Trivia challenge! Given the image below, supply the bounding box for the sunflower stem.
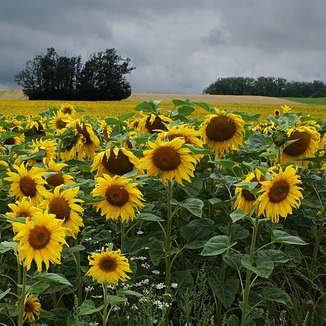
[74,239,83,306]
[102,281,108,326]
[121,222,125,253]
[165,180,173,287]
[17,265,27,326]
[240,214,260,325]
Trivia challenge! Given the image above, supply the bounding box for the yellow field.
[0,90,325,121]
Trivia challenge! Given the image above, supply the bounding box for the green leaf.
[193,101,216,114]
[19,149,46,162]
[230,210,249,223]
[172,99,194,107]
[79,195,106,203]
[79,299,103,315]
[118,112,135,121]
[208,277,239,308]
[201,235,234,256]
[272,230,307,245]
[0,288,11,300]
[1,215,26,224]
[246,133,268,151]
[180,198,204,217]
[257,249,289,263]
[107,295,127,306]
[133,100,160,114]
[105,117,125,126]
[0,241,17,253]
[67,245,85,255]
[261,287,293,308]
[177,105,195,116]
[223,251,243,271]
[227,315,239,326]
[117,289,142,297]
[241,257,274,278]
[149,240,165,265]
[214,159,237,170]
[136,213,164,222]
[34,272,72,287]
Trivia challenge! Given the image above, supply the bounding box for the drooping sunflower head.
[5,164,48,206]
[91,174,145,223]
[13,209,68,272]
[234,170,265,216]
[43,159,75,188]
[140,137,197,186]
[26,119,46,136]
[40,185,84,238]
[281,126,320,166]
[92,147,141,177]
[257,165,303,223]
[198,109,245,155]
[86,248,131,284]
[28,138,57,166]
[137,114,172,135]
[15,294,41,323]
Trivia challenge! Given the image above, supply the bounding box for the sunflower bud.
[272,130,288,147]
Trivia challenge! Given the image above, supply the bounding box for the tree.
[15,48,134,100]
[78,49,135,100]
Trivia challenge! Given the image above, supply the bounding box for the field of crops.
[1,98,326,325]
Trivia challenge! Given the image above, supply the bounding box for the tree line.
[203,76,326,98]
[15,48,135,100]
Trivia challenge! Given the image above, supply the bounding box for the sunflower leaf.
[272,230,307,246]
[34,272,72,287]
[19,149,46,162]
[0,288,11,300]
[201,235,235,256]
[0,241,16,253]
[118,112,135,121]
[117,289,142,297]
[136,213,164,222]
[260,287,293,308]
[179,198,204,217]
[230,210,250,223]
[79,299,104,315]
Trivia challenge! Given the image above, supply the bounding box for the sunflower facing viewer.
[86,248,131,284]
[91,174,144,223]
[16,294,41,323]
[13,210,68,272]
[140,138,197,186]
[257,165,303,223]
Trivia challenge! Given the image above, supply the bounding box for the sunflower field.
[0,99,326,326]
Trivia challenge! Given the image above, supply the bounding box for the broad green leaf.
[117,289,142,297]
[118,112,135,121]
[230,210,249,223]
[214,159,237,170]
[180,198,204,217]
[2,215,26,224]
[272,230,307,245]
[257,249,289,263]
[149,240,165,265]
[105,117,126,126]
[223,251,243,271]
[246,133,268,151]
[227,315,239,326]
[0,288,11,300]
[172,99,194,107]
[241,257,274,278]
[67,245,85,255]
[201,235,234,256]
[0,241,17,253]
[19,150,46,162]
[79,195,106,203]
[79,299,103,315]
[136,213,164,222]
[261,287,293,308]
[208,277,239,309]
[34,272,72,287]
[177,105,195,116]
[107,295,127,306]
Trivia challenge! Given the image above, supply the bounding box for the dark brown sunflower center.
[19,176,37,197]
[102,150,134,176]
[167,133,189,143]
[99,257,117,272]
[145,115,167,134]
[62,108,72,115]
[49,197,71,221]
[76,123,92,144]
[283,131,310,157]
[56,119,67,129]
[274,110,280,116]
[32,121,44,134]
[46,173,65,187]
[152,147,181,171]
[242,176,265,202]
[268,180,290,203]
[19,212,30,218]
[29,225,51,249]
[24,301,34,313]
[105,185,129,206]
[4,138,15,145]
[206,116,236,141]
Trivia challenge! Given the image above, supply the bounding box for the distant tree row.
[15,48,135,100]
[203,77,326,98]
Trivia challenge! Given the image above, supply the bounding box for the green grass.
[278,97,326,105]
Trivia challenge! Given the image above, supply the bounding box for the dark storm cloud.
[0,0,325,93]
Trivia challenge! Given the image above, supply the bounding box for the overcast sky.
[1,0,325,94]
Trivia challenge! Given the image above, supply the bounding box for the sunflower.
[7,197,40,233]
[233,170,265,216]
[13,209,68,272]
[28,138,57,166]
[0,124,25,146]
[86,247,131,284]
[60,103,76,116]
[92,147,141,178]
[43,158,75,188]
[281,105,291,113]
[257,165,303,223]
[91,174,144,223]
[15,294,41,323]
[49,111,73,135]
[198,109,245,155]
[100,119,113,141]
[140,138,197,186]
[274,109,281,117]
[5,164,48,206]
[40,185,84,238]
[26,119,46,136]
[137,113,172,134]
[71,120,101,159]
[281,126,320,166]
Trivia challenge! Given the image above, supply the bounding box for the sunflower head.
[137,114,172,134]
[86,248,132,284]
[272,129,288,147]
[15,294,41,323]
[60,103,75,116]
[274,109,281,117]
